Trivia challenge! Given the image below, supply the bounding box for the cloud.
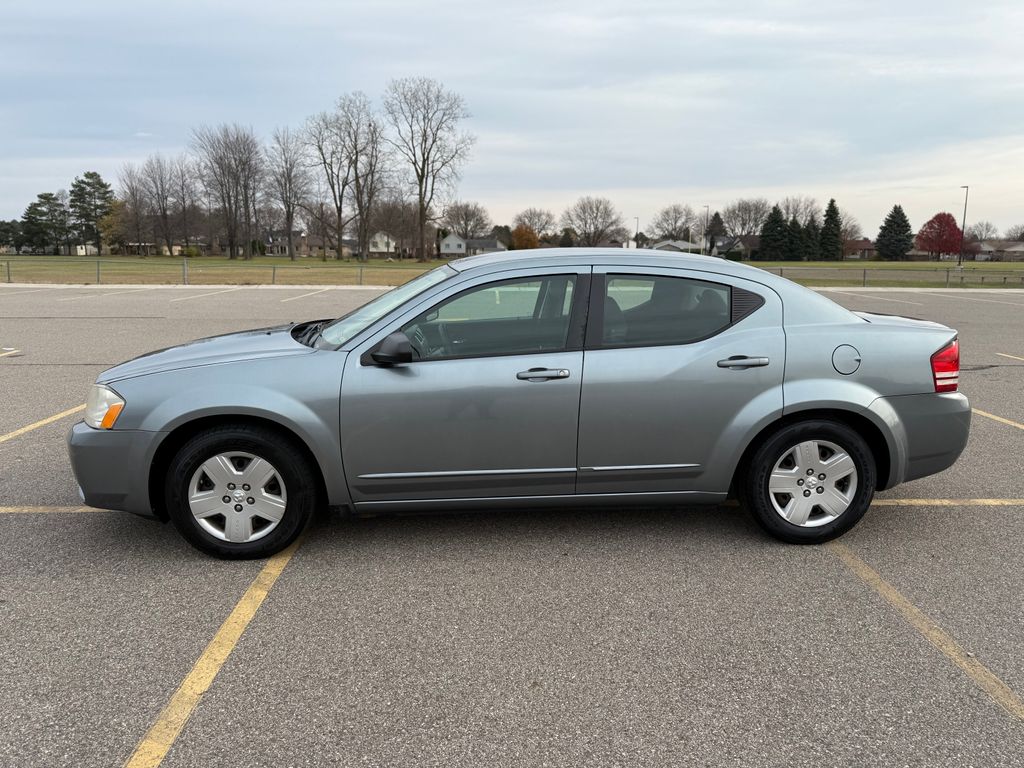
[1,0,1022,234]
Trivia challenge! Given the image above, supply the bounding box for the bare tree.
[372,194,419,258]
[1005,223,1024,241]
[966,221,999,241]
[118,162,151,255]
[171,154,199,250]
[304,110,355,260]
[561,196,625,247]
[513,207,556,237]
[778,195,821,225]
[265,127,310,260]
[442,201,492,239]
[383,77,475,261]
[193,124,247,259]
[338,92,389,261]
[649,203,697,241]
[721,198,771,241]
[839,208,863,242]
[141,154,175,256]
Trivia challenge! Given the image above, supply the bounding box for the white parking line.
[924,292,1024,307]
[280,287,332,303]
[0,287,52,297]
[168,287,243,303]
[56,287,154,302]
[825,290,923,306]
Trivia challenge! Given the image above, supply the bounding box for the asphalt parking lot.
[1,282,1023,767]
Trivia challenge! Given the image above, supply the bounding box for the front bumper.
[67,421,166,518]
[881,391,971,486]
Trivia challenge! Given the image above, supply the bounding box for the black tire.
[164,424,318,559]
[743,419,876,544]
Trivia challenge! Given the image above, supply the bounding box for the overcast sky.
[3,0,1022,234]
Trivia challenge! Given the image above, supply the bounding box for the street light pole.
[958,185,969,268]
[702,205,710,255]
[634,216,639,248]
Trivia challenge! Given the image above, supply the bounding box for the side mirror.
[371,331,413,366]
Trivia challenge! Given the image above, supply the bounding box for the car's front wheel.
[744,420,876,544]
[165,425,317,558]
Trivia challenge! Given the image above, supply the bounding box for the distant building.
[843,238,877,259]
[465,237,507,256]
[651,239,702,253]
[440,233,467,256]
[976,239,1024,262]
[368,232,397,256]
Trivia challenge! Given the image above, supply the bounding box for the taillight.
[931,339,959,393]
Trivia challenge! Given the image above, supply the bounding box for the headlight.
[84,384,125,429]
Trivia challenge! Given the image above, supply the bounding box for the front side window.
[320,266,454,346]
[403,274,577,360]
[600,275,731,347]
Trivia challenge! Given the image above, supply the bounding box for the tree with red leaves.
[915,212,963,260]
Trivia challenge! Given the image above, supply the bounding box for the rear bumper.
[67,421,165,519]
[878,392,971,487]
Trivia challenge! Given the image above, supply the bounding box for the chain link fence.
[1,258,429,287]
[3,258,1024,289]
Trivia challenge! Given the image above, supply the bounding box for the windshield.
[319,266,456,347]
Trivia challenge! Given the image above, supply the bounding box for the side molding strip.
[358,467,577,480]
[580,463,700,472]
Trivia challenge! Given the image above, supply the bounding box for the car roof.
[450,247,767,280]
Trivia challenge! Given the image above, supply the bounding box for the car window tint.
[404,275,577,360]
[603,275,731,346]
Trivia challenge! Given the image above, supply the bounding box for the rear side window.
[599,275,734,347]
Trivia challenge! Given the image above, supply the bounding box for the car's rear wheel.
[744,420,875,544]
[165,425,317,559]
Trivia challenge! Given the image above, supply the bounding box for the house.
[440,233,467,257]
[465,237,507,256]
[976,240,1024,262]
[368,232,397,256]
[843,238,877,259]
[651,239,702,253]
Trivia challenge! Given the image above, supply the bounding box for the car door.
[577,266,784,496]
[341,267,590,507]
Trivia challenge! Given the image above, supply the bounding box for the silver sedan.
[68,249,970,558]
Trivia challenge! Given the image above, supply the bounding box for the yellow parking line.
[996,352,1024,362]
[0,348,21,359]
[123,536,304,768]
[829,541,1024,722]
[0,404,85,444]
[972,408,1024,432]
[872,498,1024,506]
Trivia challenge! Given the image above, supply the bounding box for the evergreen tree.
[706,211,726,248]
[804,214,821,261]
[787,215,806,261]
[758,205,788,261]
[69,171,115,255]
[819,198,842,260]
[875,204,915,261]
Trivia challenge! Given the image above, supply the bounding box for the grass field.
[3,254,1024,288]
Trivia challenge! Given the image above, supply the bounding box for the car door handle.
[717,356,770,369]
[516,368,571,381]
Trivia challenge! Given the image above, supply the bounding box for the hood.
[98,323,316,383]
[853,311,951,331]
